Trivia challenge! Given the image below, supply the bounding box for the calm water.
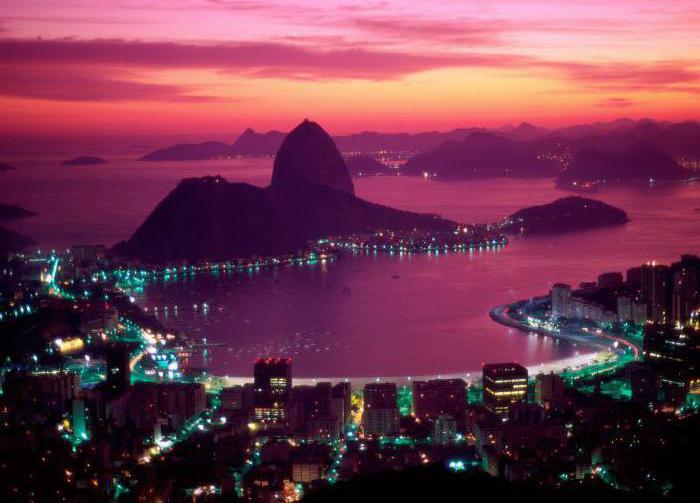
[3,156,699,376]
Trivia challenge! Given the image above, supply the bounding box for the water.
[3,156,699,376]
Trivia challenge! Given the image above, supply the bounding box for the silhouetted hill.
[272,119,355,195]
[303,465,654,503]
[402,133,565,179]
[504,197,628,234]
[230,128,285,156]
[140,142,231,161]
[116,121,454,262]
[0,162,17,171]
[0,227,36,254]
[559,142,686,186]
[496,122,548,140]
[344,155,389,176]
[61,156,107,166]
[0,204,36,221]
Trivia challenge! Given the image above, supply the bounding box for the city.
[1,243,699,500]
[2,1,700,502]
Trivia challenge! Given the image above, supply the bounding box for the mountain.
[140,141,231,161]
[333,128,485,153]
[558,142,686,186]
[402,132,566,179]
[230,128,285,156]
[138,127,486,161]
[504,197,628,234]
[0,162,17,171]
[116,120,454,262]
[271,119,355,195]
[496,122,548,140]
[0,204,36,221]
[0,227,36,254]
[344,155,389,176]
[62,156,107,166]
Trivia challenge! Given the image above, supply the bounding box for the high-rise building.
[289,382,340,439]
[2,371,80,425]
[331,382,351,428]
[253,357,292,421]
[640,263,670,322]
[412,378,466,426]
[433,414,458,445]
[550,284,572,318]
[535,372,564,410]
[671,255,700,324]
[482,363,529,417]
[362,382,399,437]
[105,344,131,393]
[626,266,643,289]
[617,296,632,323]
[598,272,623,289]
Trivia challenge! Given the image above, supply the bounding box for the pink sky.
[1,0,699,136]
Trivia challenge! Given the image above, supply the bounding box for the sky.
[1,0,699,137]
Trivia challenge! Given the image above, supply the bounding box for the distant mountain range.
[558,142,685,186]
[138,119,700,164]
[0,204,36,222]
[0,227,35,254]
[116,120,454,262]
[401,132,566,179]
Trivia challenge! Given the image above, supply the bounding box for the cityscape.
[2,1,700,502]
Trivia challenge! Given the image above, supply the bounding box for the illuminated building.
[2,371,80,426]
[106,382,206,432]
[253,357,292,421]
[221,383,255,416]
[105,344,131,393]
[640,262,670,322]
[331,382,351,428]
[671,255,700,324]
[482,363,528,417]
[550,283,571,318]
[535,372,564,410]
[289,382,341,440]
[362,382,399,436]
[627,361,660,404]
[412,378,466,426]
[70,244,106,264]
[617,295,647,325]
[643,323,700,405]
[433,414,458,445]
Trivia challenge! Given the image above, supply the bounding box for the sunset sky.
[1,0,699,136]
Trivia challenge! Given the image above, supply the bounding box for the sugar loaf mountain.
[116,120,454,262]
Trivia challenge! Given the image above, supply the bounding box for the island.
[114,120,455,262]
[0,203,36,221]
[140,142,231,161]
[61,156,107,166]
[139,129,286,161]
[558,142,686,187]
[502,196,629,234]
[0,227,36,254]
[344,155,390,176]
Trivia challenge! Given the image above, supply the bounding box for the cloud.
[541,60,700,91]
[0,37,531,80]
[596,97,635,108]
[0,65,221,102]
